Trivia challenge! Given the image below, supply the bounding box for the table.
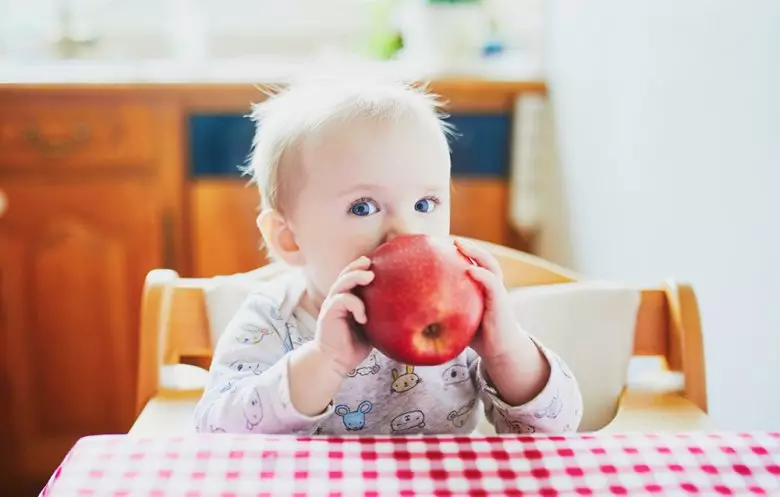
[40,432,780,496]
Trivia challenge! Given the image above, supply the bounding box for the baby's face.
[289,116,451,298]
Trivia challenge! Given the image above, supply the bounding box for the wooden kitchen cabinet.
[0,80,544,494]
[0,91,180,495]
[0,179,165,492]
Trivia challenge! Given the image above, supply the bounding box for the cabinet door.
[190,179,269,277]
[0,179,163,490]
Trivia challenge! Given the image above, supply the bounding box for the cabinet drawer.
[0,98,157,170]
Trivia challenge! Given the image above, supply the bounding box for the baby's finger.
[336,256,372,279]
[328,270,375,297]
[455,239,503,278]
[467,265,504,303]
[326,292,368,325]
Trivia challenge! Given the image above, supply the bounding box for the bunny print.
[335,401,373,431]
[391,365,421,393]
[346,352,381,377]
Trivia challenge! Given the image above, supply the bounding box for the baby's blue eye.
[350,199,378,217]
[415,198,437,213]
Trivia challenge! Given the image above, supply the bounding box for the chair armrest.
[129,393,202,436]
[600,387,712,433]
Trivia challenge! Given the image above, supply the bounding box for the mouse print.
[242,388,264,430]
[442,363,470,387]
[494,404,536,434]
[447,399,476,428]
[335,401,373,431]
[235,323,274,345]
[390,410,426,433]
[391,365,422,394]
[346,352,381,377]
[534,393,563,419]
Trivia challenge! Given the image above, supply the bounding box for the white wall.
[0,0,544,60]
[541,0,780,429]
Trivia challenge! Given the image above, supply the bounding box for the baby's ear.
[257,209,304,266]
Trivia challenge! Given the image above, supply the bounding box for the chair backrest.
[135,238,707,425]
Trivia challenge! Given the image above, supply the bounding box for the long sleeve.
[472,337,583,434]
[193,292,332,434]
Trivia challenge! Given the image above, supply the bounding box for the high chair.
[130,238,710,435]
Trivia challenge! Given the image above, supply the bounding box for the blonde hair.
[242,77,454,215]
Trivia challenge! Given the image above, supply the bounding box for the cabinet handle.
[24,123,91,157]
[0,189,6,219]
[162,210,174,270]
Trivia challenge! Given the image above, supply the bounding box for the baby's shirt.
[193,269,583,435]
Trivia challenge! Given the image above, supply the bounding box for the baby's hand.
[313,256,374,376]
[453,239,521,362]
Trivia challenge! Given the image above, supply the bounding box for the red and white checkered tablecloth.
[40,432,780,496]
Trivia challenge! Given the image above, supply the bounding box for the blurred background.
[1,0,778,494]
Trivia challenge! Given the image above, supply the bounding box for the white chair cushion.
[507,282,640,431]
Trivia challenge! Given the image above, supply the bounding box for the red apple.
[354,234,485,366]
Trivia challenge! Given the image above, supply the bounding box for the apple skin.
[354,234,485,366]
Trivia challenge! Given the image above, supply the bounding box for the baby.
[193,78,583,435]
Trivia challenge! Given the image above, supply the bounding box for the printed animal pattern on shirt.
[219,378,236,393]
[447,399,476,428]
[248,297,284,323]
[534,392,563,419]
[335,400,373,431]
[442,363,470,387]
[494,404,536,434]
[242,388,263,430]
[557,356,574,379]
[390,365,421,394]
[229,359,271,375]
[347,352,381,377]
[391,409,426,433]
[235,323,274,345]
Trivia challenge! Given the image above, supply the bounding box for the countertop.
[0,53,545,87]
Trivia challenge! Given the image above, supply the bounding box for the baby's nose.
[383,215,421,242]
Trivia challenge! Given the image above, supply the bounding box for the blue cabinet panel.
[189,114,255,178]
[188,112,511,178]
[446,114,511,177]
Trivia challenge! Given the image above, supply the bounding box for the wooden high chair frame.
[131,238,710,435]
